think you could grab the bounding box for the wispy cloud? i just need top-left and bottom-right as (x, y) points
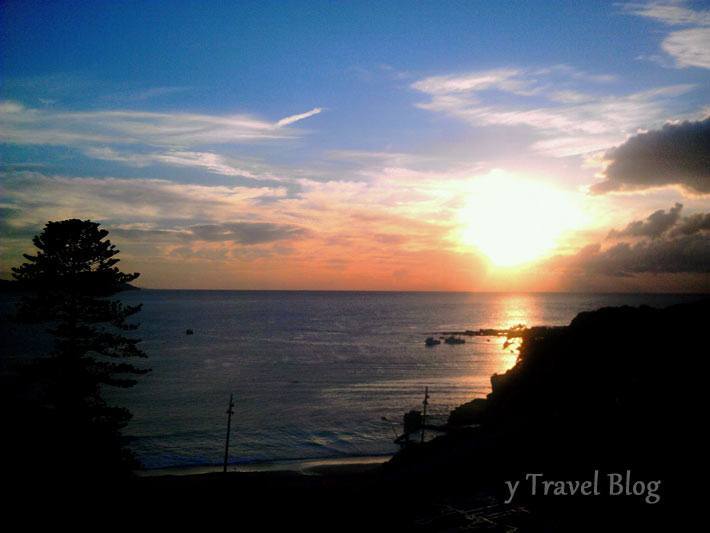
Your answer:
(324, 149), (430, 169)
(412, 65), (614, 98)
(411, 68), (527, 95)
(276, 107), (323, 127)
(662, 27), (710, 68)
(412, 66), (697, 157)
(0, 172), (288, 226)
(83, 147), (282, 181)
(621, 1), (710, 69)
(112, 221), (308, 245)
(621, 1), (710, 26)
(0, 166), (481, 289)
(0, 101), (322, 147)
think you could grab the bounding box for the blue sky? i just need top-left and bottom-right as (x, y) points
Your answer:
(1, 1), (708, 290)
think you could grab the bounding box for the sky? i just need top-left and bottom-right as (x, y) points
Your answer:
(1, 0), (708, 291)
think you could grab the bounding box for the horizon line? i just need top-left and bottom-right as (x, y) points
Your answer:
(128, 287), (710, 295)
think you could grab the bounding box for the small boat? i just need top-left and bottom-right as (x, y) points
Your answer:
(425, 336), (441, 346)
(185, 329), (194, 335)
(444, 336), (465, 345)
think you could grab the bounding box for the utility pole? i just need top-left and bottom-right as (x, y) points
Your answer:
(420, 386), (429, 444)
(223, 393), (235, 473)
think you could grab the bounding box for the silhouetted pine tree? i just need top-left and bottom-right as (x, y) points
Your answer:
(11, 219), (149, 479)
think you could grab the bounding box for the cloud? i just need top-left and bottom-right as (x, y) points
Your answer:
(621, 2), (710, 25)
(552, 203), (710, 277)
(0, 171), (287, 226)
(112, 222), (307, 245)
(671, 212), (710, 235)
(276, 107), (322, 127)
(83, 147), (281, 181)
(591, 117), (710, 195)
(411, 68), (526, 95)
(622, 2), (710, 69)
(662, 27), (710, 68)
(0, 168), (457, 248)
(608, 203), (684, 238)
(569, 234), (710, 275)
(606, 203), (710, 240)
(412, 65), (615, 99)
(412, 65), (697, 156)
(0, 167), (482, 289)
(189, 222), (307, 244)
(0, 101), (321, 148)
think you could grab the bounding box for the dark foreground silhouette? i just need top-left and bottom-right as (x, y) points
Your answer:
(4, 219), (148, 483)
(5, 299), (707, 531)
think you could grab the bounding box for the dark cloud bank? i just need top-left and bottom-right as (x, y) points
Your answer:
(607, 202), (683, 239)
(592, 117), (710, 195)
(580, 118), (710, 283)
(560, 203), (710, 277)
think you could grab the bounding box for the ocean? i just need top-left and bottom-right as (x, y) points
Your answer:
(1, 291), (704, 470)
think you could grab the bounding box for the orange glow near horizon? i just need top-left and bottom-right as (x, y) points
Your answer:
(458, 172), (586, 267)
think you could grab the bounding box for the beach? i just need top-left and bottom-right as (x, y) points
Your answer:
(135, 453), (391, 477)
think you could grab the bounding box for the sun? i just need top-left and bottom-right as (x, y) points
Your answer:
(458, 172), (584, 267)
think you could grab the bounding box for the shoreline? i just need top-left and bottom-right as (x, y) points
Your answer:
(136, 453), (392, 477)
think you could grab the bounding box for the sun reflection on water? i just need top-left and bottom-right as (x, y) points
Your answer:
(496, 294), (537, 329)
(493, 294), (538, 374)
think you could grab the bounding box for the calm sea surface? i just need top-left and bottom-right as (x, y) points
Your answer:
(1, 291), (704, 469)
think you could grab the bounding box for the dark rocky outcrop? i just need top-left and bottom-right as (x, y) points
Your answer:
(388, 299), (709, 530)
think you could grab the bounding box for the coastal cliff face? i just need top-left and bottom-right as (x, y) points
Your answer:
(388, 300), (707, 528)
(449, 300), (707, 442)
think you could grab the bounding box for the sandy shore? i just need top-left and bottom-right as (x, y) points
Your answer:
(135, 453), (391, 477)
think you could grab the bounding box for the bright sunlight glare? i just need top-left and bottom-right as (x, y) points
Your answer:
(459, 172), (585, 267)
